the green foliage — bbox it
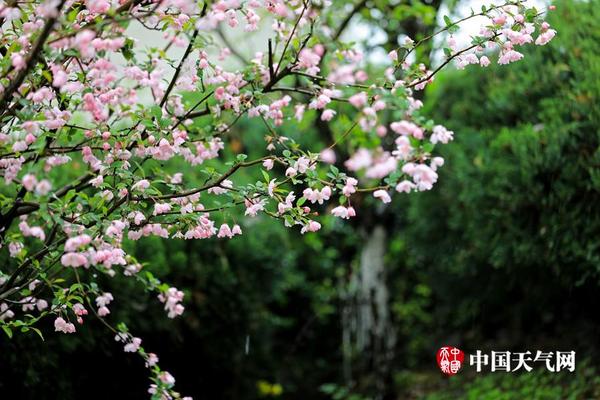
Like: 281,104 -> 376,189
387,0 -> 600,377
422,363 -> 600,400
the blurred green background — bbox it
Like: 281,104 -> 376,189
2,0 -> 600,399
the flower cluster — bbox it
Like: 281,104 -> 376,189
0,0 -> 555,397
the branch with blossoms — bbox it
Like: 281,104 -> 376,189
0,0 -> 556,397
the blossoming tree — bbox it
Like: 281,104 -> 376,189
0,0 -> 555,397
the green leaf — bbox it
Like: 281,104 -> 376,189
261,170 -> 270,183
2,325 -> 13,338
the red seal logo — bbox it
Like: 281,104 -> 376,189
436,346 -> 464,375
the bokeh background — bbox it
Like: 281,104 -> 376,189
2,0 -> 600,398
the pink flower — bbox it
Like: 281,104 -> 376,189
36,299 -> 48,311
8,242 -> 23,258
153,203 -> 172,215
12,141 -> 27,152
90,175 -> 103,187
263,159 -> 274,170
98,306 -> 110,317
73,303 -> 88,317
124,337 -> 142,352
535,29 -> 556,46
302,187 -> 331,205
390,121 -> 423,139
373,190 -> 391,204
294,104 -> 305,121
54,317 -> 76,334
498,50 -> 524,65
321,109 -> 336,121
50,64 -> 68,88
159,371 -> 175,386
231,224 -> 242,235
152,139 -> 175,161
268,179 -> 276,197
395,180 -> 415,193
331,206 -> 356,219
61,252 -> 88,268
95,292 -> 114,307
342,177 -> 358,196
320,148 -> 336,164
11,53 -> 26,71
132,179 -> 150,191
301,220 -> 321,234
285,167 -> 297,177
145,353 -> 159,368
431,157 -> 445,171
430,125 -> 454,144
86,0 -> 111,14
479,56 -> 491,67
217,223 -> 233,238
158,287 -> 185,318
22,174 -> 37,191
349,92 -> 368,108
244,199 -> 265,217
170,173 -> 183,184
493,14 -> 507,26
65,234 -> 92,252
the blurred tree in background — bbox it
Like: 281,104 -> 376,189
2,0 -> 600,399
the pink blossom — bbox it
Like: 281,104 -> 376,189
294,104 -> 305,121
395,180 -> 415,193
493,14 -> 507,25
61,252 -> 88,268
86,0 -> 110,14
146,353 -> 159,368
158,287 -> 185,318
498,50 -> 524,65
244,199 -> 265,217
231,224 -> 242,235
22,174 -> 37,191
96,292 -> 114,308
159,371 -> 176,386
321,109 -> 336,121
11,53 -> 26,71
132,179 -> 150,191
303,186 -> 331,205
331,206 -> 356,219
373,190 -> 392,204
98,306 -> 110,317
430,125 -> 454,144
124,337 -> 142,352
65,234 -> 92,252
342,177 -> 358,197
320,148 -> 336,164
301,220 -> 321,234
349,92 -> 368,108
390,121 -> 423,139
153,203 -> 172,216
535,29 -> 556,46
54,317 -> 76,334
8,242 -> 23,257
263,159 -> 274,170
217,223 -> 233,238
171,173 -> 183,184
